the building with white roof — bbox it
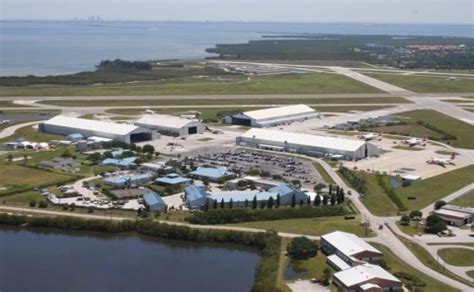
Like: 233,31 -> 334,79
237,128 -> 381,160
434,207 -> 473,227
135,114 -> 205,136
321,231 -> 383,267
224,104 -> 320,127
332,263 -> 402,292
40,116 -> 157,144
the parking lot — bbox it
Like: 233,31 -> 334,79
188,149 -> 324,188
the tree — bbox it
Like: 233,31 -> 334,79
314,195 -> 321,206
7,153 -> 13,164
87,206 -> 94,213
213,199 -> 218,209
203,199 -> 209,211
322,195 -> 328,205
307,196 -> 311,205
425,214 -> 447,234
220,198 -> 225,209
202,177 -> 210,186
252,195 -> 257,209
434,200 -> 447,210
142,144 -> 155,155
409,210 -> 422,219
69,203 -> 76,211
287,236 -> 319,260
260,201 -> 266,209
291,194 -> 296,208
299,199 -> 304,207
337,189 -> 345,204
321,267 -> 332,286
229,199 -> 233,209
61,149 -> 73,158
29,200 -> 36,208
314,183 -> 326,192
38,200 -> 48,208
244,199 -> 249,208
276,194 -> 281,209
267,196 -> 274,209
328,184 -> 333,195
400,215 -> 410,226
330,194 -> 336,206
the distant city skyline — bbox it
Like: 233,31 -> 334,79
1,0 -> 473,24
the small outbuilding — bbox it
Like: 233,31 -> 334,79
189,167 -> 236,183
184,185 -> 210,209
135,114 -> 205,136
332,263 -> 402,292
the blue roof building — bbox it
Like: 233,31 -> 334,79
102,157 -> 137,169
207,184 -> 308,208
66,133 -> 84,142
143,191 -> 167,212
104,176 -> 129,188
189,167 -> 236,182
155,173 -> 191,186
103,172 -> 154,188
184,185 -> 210,209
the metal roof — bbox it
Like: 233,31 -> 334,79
334,263 -> 400,287
136,114 -> 198,129
434,208 -> 471,219
241,128 -> 367,152
44,116 -> 141,135
209,190 -> 276,203
242,104 -> 316,121
327,254 -> 351,271
143,192 -> 165,206
155,174 -> 191,185
190,167 -> 235,179
321,231 -> 382,257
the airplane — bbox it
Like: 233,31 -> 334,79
144,108 -> 155,114
0,120 -> 10,125
402,137 -> 426,147
426,152 -> 456,167
359,132 -> 379,141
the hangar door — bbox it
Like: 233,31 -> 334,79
131,132 -> 152,143
188,126 -> 197,135
232,117 -> 251,126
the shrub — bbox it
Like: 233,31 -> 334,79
287,237 -> 318,260
400,215 -> 410,226
38,201 -> 48,208
434,200 -> 447,210
425,214 -> 447,234
409,210 -> 422,219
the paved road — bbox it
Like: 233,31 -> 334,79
0,121 -> 40,139
421,183 -> 474,215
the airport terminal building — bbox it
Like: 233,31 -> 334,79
40,116 -> 157,144
135,114 -> 205,136
237,128 -> 381,160
224,104 -> 320,127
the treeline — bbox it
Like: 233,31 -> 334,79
96,59 -> 152,71
185,205 -> 347,225
376,175 -> 407,212
416,121 -> 457,141
338,166 -> 367,194
0,214 -> 282,291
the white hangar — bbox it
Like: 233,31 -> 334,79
135,114 -> 206,137
224,104 -> 320,127
39,116 -> 157,144
236,128 -> 382,160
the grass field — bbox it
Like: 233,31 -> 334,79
372,110 -> 474,149
438,248 -> 474,267
450,190 -> 474,208
340,171 -> 400,216
0,72 -> 382,96
467,271 -> 474,279
395,165 -> 474,211
0,101 -> 29,108
313,163 -> 335,184
396,221 -> 424,236
0,164 -> 76,196
371,243 -> 461,292
39,96 -> 407,107
0,125 -> 64,143
226,215 -> 374,238
366,73 -> 474,93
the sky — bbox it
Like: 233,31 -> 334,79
1,0 -> 473,24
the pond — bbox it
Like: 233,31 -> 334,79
0,226 -> 260,292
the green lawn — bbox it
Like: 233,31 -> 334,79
467,271 -> 474,279
0,101 -> 30,108
397,221 -> 424,236
371,242 -> 461,292
0,125 -> 64,143
438,248 -> 474,267
226,215 -> 374,238
450,190 -> 474,208
372,110 -> 474,149
0,164 -> 76,196
0,73 -> 382,96
395,165 -> 474,211
340,171 -> 400,216
366,73 -> 474,93
313,163 -> 335,184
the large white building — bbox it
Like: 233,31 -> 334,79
39,116 -> 157,144
135,114 -> 205,136
224,104 -> 320,127
332,263 -> 402,292
237,128 -> 381,160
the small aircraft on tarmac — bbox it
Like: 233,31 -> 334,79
426,152 -> 456,167
402,137 -> 426,147
144,108 -> 155,114
359,132 -> 382,141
